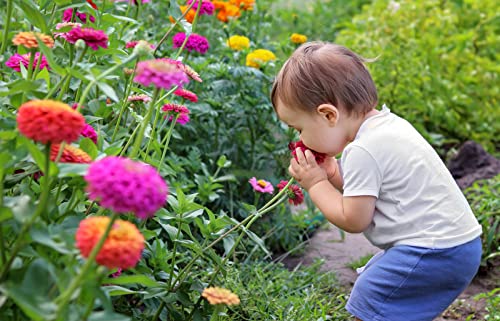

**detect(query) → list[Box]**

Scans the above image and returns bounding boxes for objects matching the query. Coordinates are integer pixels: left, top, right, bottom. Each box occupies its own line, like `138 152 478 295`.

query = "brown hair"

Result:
271 42 378 117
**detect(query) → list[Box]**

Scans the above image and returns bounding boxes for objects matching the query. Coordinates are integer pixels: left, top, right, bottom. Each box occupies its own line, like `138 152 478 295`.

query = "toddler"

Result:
271 41 482 321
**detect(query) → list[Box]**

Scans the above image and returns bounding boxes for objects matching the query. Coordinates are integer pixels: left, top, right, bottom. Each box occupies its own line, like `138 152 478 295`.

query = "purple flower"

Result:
134 59 189 90
66 27 108 50
81 123 98 144
187 0 215 15
85 156 168 219
5 53 49 72
63 8 96 23
172 32 209 55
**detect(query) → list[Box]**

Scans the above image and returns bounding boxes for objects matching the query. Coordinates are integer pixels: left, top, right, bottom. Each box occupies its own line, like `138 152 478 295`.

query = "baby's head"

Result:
272 42 378 156
272 41 378 117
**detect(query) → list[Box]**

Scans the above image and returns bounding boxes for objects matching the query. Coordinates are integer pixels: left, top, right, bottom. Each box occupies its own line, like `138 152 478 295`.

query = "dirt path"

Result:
281 224 494 320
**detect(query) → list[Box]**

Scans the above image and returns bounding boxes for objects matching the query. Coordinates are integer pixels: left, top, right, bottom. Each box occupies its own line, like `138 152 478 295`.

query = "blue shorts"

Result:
346 237 481 321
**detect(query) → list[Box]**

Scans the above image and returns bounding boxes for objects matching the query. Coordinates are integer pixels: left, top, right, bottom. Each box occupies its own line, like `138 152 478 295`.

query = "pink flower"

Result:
163 58 202 82
162 103 190 125
174 88 198 102
277 180 304 206
127 94 152 103
71 103 84 110
134 59 189 90
63 8 95 23
5 53 49 72
172 32 209 55
66 27 108 50
249 177 274 194
187 0 215 15
115 0 150 4
85 156 169 219
125 40 155 49
81 123 98 144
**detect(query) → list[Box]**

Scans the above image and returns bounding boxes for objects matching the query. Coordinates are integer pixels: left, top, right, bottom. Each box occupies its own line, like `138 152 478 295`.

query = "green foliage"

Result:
475 288 500 320
346 253 374 271
464 175 500 267
224 261 351 321
337 0 500 151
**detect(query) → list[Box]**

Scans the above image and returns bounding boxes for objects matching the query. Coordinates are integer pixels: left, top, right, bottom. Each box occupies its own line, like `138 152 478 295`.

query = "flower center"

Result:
257 180 267 187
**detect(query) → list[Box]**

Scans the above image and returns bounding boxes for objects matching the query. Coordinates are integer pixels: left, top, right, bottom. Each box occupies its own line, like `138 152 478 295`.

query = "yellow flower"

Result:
246 49 276 68
226 35 250 51
290 33 307 44
202 287 240 305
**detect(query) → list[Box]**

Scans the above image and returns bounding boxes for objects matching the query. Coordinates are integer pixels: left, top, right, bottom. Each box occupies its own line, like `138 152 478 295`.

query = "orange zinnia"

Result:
12 31 54 49
213 1 240 22
50 144 92 163
75 216 145 269
17 100 85 144
230 0 254 10
169 5 196 24
202 287 240 305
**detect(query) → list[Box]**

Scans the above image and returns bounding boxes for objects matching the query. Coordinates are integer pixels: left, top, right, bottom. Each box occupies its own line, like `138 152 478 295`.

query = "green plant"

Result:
474 288 500 320
346 253 374 271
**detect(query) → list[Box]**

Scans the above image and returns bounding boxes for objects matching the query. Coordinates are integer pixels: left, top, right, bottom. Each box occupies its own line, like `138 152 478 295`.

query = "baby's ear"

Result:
316 104 338 126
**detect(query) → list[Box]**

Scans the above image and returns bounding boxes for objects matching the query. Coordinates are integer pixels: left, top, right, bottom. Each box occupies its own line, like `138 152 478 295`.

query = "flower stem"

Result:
151 301 166 321
76 54 138 114
0 144 52 281
129 87 161 159
158 114 179 171
0 0 14 55
55 211 117 319
111 58 139 142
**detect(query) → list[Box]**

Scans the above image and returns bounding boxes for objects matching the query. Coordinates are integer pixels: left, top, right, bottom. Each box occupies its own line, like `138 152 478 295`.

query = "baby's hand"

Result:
289 148 328 191
319 157 338 181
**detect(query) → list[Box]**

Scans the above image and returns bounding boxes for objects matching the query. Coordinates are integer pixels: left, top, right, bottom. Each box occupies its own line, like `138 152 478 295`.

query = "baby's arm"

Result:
290 149 375 233
320 157 343 191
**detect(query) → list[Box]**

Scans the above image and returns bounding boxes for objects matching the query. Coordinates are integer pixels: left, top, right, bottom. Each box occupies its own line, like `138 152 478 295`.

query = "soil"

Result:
280 224 500 321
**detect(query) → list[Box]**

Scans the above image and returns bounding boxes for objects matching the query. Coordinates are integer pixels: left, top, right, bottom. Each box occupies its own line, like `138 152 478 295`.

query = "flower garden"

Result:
0 0 499 320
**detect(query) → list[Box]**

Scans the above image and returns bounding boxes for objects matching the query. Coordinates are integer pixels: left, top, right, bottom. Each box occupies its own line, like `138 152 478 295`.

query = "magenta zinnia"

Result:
172 32 210 55
277 180 304 206
63 8 95 23
187 0 215 15
249 177 274 194
85 156 168 219
65 27 108 50
5 53 49 72
81 123 98 144
289 140 327 165
134 59 189 90
162 103 190 125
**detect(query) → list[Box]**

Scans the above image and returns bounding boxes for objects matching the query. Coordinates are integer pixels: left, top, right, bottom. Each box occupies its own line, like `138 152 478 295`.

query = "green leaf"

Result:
96 81 119 102
79 138 98 159
37 41 65 76
57 163 89 178
101 275 162 287
88 311 131 321
103 285 147 296
15 0 48 33
30 228 71 254
0 206 14 223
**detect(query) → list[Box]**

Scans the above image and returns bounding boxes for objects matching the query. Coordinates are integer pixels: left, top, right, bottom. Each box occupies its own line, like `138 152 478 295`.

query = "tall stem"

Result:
55 211 117 319
0 0 14 55
129 88 160 159
158 114 179 171
0 144 52 281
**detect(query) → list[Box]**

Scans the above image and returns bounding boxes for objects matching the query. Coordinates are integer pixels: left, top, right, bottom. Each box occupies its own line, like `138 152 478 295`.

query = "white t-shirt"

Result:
340 105 482 249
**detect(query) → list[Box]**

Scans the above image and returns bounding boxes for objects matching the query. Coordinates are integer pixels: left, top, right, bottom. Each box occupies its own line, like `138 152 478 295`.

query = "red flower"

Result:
288 140 327 164
17 100 85 144
277 180 304 206
86 0 98 9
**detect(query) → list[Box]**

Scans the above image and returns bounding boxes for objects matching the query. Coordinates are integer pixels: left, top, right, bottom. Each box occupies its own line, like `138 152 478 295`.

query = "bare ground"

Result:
279 224 499 320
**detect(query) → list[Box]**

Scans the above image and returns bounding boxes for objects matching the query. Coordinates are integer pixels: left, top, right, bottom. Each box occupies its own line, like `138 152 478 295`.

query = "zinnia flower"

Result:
226 35 250 51
290 33 307 44
246 49 276 68
84 156 168 219
202 287 240 305
5 53 49 72
230 0 254 10
172 32 209 55
134 59 189 90
17 100 85 144
170 5 196 24
81 123 98 144
277 180 304 206
65 27 108 50
213 1 241 22
50 144 92 163
12 31 54 49
187 0 215 15
288 140 327 165
162 103 190 125
125 40 155 49
63 8 96 23
174 88 198 102
182 64 202 82
127 94 152 103
75 216 145 269
249 177 274 194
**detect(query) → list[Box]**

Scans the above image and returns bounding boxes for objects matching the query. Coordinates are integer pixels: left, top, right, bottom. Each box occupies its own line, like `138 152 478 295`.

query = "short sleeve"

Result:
340 145 382 197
